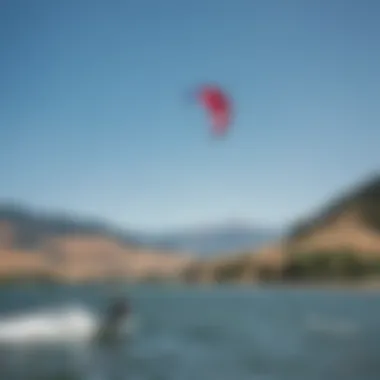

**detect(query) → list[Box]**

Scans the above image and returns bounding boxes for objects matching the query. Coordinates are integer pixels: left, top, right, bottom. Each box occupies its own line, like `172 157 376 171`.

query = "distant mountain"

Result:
145 223 281 258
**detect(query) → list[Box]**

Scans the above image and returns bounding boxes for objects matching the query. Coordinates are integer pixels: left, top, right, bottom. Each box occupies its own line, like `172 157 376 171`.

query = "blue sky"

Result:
1 0 379 232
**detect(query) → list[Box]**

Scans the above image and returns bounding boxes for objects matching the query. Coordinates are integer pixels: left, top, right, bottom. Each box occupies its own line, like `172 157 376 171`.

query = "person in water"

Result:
95 297 131 344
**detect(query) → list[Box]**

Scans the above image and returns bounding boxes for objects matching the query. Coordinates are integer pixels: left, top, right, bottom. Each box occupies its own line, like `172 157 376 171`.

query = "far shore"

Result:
1 276 380 292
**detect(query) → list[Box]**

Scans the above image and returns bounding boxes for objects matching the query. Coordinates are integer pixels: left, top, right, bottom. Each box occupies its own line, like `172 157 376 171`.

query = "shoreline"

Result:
1 276 380 292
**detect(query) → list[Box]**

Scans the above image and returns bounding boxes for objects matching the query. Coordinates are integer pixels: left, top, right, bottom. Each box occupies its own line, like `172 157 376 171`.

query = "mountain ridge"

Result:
148 223 281 257
0 203 140 250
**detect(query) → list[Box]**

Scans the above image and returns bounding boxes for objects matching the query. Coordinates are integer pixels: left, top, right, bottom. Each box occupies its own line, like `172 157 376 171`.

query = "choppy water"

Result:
0 284 379 380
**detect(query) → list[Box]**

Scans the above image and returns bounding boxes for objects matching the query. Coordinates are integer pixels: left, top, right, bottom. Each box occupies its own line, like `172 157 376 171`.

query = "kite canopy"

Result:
196 85 232 137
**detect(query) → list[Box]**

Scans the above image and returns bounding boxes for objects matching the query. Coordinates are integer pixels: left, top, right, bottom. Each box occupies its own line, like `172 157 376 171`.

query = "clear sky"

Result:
1 0 379 232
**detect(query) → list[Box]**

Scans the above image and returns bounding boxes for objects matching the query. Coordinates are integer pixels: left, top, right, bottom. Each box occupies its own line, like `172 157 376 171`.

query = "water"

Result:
0 284 379 380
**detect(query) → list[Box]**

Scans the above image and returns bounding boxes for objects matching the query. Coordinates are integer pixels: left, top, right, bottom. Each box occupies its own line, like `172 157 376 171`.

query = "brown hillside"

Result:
287 210 380 258
0 209 193 282
290 174 380 239
287 174 380 257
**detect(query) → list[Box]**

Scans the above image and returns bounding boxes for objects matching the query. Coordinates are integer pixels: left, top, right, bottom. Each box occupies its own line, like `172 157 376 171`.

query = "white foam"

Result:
0 304 137 345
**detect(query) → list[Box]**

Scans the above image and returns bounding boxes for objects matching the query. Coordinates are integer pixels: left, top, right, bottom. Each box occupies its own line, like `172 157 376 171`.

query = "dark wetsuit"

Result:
107 299 129 318
95 299 130 344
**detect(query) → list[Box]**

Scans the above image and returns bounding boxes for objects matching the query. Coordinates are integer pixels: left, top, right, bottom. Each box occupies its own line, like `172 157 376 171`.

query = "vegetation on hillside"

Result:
282 250 380 281
183 250 380 284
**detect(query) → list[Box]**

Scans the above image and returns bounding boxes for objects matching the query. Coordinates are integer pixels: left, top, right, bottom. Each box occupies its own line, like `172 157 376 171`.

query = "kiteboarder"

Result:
95 297 131 344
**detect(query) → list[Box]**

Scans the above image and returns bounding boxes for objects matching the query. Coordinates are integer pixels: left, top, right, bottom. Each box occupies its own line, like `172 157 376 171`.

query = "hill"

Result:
289 174 380 240
0 204 193 283
0 203 140 250
181 174 380 284
287 174 380 256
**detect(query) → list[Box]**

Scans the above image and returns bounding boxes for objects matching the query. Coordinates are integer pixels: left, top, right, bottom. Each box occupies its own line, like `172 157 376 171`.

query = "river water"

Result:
0 284 379 380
